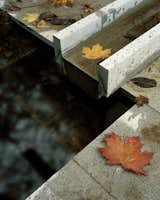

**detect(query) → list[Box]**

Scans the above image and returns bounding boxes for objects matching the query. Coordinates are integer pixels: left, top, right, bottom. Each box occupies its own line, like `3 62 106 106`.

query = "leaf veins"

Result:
99 132 153 175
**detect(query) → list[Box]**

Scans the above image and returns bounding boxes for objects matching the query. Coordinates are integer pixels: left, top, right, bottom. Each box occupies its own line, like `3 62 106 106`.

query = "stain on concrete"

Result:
141 124 160 143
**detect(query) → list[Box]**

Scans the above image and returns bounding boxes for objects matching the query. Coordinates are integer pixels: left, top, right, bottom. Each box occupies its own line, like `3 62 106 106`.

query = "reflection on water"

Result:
0 37 133 200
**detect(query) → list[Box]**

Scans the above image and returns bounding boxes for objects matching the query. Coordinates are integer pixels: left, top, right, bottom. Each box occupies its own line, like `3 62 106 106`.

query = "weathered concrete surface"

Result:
74 105 160 200
26 160 114 200
122 56 160 113
26 105 160 200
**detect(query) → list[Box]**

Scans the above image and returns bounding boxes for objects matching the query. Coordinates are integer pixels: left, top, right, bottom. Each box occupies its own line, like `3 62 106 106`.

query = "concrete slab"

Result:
26 160 114 200
74 105 160 200
122 56 160 113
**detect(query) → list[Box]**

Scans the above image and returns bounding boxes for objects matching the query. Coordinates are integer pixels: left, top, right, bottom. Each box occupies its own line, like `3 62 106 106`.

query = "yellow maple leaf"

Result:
82 44 111 60
22 12 39 23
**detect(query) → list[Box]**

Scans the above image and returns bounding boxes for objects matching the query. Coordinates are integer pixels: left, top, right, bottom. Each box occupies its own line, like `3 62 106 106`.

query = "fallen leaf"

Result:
82 44 111 60
36 20 48 29
131 77 157 88
38 11 76 25
135 95 149 107
99 132 153 175
39 12 57 21
48 0 74 6
82 3 94 14
22 12 39 23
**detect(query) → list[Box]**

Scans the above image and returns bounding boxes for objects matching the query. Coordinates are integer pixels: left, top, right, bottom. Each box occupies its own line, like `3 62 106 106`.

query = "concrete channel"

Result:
1 0 160 199
56 0 160 97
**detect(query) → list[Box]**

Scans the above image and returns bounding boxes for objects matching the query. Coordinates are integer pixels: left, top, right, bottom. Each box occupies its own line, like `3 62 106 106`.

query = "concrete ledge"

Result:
74 105 160 200
26 104 160 200
10 16 56 47
26 160 114 200
98 22 160 97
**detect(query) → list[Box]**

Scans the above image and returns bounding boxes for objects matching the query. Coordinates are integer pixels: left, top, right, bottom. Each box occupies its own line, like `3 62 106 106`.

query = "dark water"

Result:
0 26 133 200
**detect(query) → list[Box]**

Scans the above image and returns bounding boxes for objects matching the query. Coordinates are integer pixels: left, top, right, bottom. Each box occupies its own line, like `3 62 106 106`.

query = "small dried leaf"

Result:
135 95 149 107
38 12 57 21
82 4 94 13
82 44 111 60
131 77 157 88
36 20 48 29
22 12 39 23
99 132 153 175
38 11 76 25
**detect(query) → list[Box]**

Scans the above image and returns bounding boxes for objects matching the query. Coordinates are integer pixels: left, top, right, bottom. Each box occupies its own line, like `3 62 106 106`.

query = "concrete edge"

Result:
98 22 160 97
10 16 55 48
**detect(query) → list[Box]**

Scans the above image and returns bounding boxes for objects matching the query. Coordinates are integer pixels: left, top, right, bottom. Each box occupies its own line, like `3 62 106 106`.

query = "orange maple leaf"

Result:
135 95 149 107
99 132 153 175
82 44 111 60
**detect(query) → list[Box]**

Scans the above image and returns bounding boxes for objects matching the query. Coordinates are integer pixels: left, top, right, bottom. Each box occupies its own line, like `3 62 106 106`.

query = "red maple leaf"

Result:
99 133 153 175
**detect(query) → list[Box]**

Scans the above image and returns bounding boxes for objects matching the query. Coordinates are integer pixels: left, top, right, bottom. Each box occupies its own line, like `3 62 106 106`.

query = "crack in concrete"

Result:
73 159 118 200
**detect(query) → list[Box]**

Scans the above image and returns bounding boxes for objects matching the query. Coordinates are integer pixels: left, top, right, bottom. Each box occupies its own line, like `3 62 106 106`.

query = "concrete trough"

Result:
54 0 144 59
56 0 160 97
